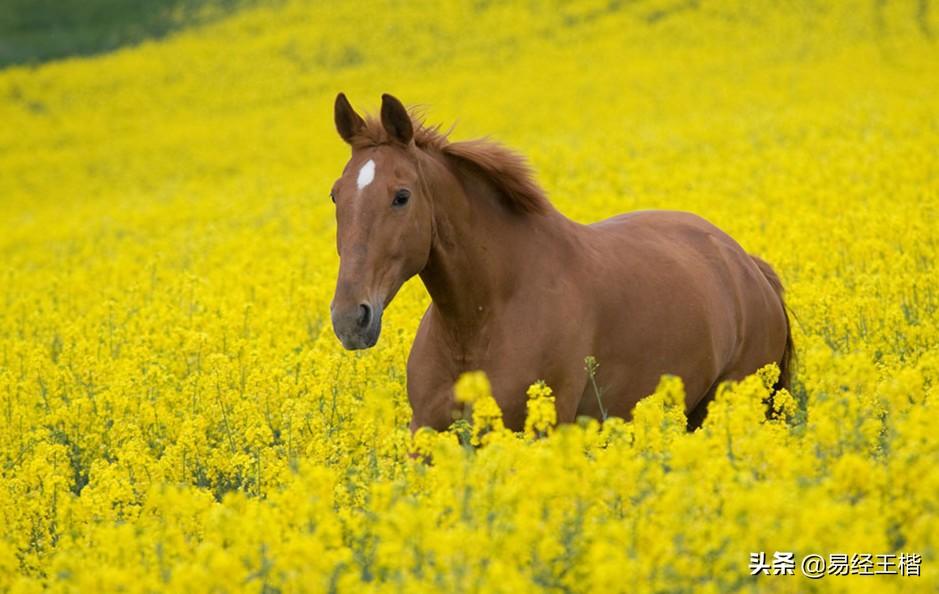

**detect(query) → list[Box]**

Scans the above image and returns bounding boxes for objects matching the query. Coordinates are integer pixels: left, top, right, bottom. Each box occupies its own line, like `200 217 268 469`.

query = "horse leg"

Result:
553 375 590 425
685 378 721 431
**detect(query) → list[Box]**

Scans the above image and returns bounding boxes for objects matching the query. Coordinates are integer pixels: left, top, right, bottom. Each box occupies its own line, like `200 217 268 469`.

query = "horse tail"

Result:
751 255 794 392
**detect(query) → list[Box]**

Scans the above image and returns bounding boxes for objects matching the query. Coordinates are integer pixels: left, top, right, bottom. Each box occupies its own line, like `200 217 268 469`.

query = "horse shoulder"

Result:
487 278 595 427
406 306 459 431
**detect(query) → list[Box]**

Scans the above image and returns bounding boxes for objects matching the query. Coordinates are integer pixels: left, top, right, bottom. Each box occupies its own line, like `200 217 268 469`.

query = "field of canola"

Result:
1 1 938 592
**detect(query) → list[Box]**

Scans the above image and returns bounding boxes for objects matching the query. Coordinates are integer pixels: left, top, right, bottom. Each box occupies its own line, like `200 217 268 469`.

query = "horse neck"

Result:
418 153 569 332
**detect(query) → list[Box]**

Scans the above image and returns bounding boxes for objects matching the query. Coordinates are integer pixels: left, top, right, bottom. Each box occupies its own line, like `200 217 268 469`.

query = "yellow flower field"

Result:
1 1 937 592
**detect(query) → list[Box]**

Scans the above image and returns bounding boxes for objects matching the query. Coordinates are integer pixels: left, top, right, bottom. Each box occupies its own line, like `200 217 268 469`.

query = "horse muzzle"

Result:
331 301 383 350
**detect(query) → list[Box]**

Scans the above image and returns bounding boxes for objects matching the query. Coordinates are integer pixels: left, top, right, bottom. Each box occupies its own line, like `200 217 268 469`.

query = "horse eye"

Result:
392 189 411 207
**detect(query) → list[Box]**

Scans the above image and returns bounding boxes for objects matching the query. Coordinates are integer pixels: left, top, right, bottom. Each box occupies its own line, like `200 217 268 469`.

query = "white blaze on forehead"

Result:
356 159 376 191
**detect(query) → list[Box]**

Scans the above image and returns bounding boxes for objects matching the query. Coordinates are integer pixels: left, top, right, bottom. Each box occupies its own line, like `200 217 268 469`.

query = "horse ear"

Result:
380 93 414 145
335 92 365 144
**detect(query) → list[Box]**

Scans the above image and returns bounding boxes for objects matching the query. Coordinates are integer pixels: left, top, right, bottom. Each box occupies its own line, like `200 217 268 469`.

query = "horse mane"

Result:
348 111 551 215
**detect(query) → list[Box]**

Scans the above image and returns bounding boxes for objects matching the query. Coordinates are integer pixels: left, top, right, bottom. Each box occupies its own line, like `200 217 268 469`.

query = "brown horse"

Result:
329 93 793 432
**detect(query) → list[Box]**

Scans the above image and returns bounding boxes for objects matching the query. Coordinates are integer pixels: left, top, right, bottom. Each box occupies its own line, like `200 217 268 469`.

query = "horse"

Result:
328 93 793 432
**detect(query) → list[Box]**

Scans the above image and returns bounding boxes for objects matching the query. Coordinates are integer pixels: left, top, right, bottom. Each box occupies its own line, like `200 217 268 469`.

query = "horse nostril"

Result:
357 303 372 328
